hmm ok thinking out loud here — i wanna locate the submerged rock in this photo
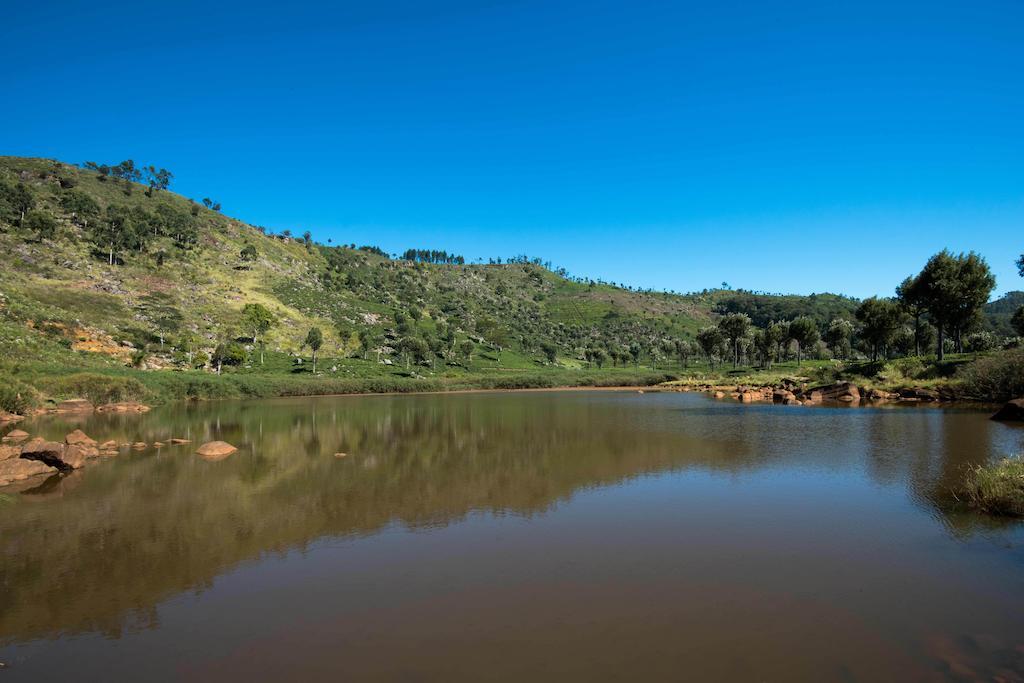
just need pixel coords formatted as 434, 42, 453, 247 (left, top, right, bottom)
0, 458, 57, 486
196, 441, 238, 460
992, 398, 1024, 422
2, 429, 29, 442
96, 402, 150, 413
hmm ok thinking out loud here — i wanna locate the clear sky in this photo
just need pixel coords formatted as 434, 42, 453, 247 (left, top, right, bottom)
3, 0, 1022, 298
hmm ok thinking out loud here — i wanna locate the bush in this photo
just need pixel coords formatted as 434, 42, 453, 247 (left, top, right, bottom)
957, 349, 1024, 401
0, 379, 40, 414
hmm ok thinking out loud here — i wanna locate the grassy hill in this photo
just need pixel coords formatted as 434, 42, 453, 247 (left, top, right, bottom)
0, 154, 979, 409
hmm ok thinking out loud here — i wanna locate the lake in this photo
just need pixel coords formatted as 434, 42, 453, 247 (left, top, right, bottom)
1, 390, 1023, 681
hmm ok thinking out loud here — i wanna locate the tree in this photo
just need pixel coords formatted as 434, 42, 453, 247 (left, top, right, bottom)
718, 313, 751, 367
93, 205, 134, 265
824, 319, 854, 360
628, 342, 642, 368
212, 342, 245, 374
59, 190, 100, 229
398, 336, 428, 369
855, 298, 902, 361
459, 339, 475, 364
787, 317, 819, 366
541, 341, 558, 364
896, 275, 928, 356
696, 326, 725, 369
358, 329, 381, 361
752, 329, 773, 368
674, 339, 693, 368
1012, 306, 1024, 337
144, 166, 173, 194
24, 211, 57, 240
766, 321, 788, 364
4, 183, 34, 227
242, 303, 276, 364
304, 327, 323, 373
915, 250, 995, 360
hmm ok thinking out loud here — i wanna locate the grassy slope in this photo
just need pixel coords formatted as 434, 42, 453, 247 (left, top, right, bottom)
0, 155, 1006, 410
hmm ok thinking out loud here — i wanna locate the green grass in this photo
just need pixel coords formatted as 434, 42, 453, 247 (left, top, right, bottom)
962, 457, 1024, 516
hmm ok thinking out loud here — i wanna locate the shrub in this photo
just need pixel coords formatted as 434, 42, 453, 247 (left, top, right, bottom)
963, 456, 1024, 516
957, 349, 1024, 402
0, 379, 40, 414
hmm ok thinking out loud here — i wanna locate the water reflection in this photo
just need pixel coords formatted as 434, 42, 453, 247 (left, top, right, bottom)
0, 391, 1022, 679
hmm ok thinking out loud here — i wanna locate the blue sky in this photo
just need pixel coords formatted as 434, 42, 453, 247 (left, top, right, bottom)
3, 0, 1022, 298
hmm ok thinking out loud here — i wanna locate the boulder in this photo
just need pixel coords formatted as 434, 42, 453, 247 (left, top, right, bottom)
56, 399, 94, 413
0, 444, 20, 461
810, 382, 860, 403
20, 438, 87, 471
773, 389, 796, 404
65, 429, 97, 446
784, 398, 803, 406
334, 452, 348, 458
63, 443, 99, 467
196, 441, 237, 460
99, 440, 118, 450
169, 438, 190, 445
867, 389, 898, 401
899, 387, 940, 402
0, 458, 57, 486
131, 442, 147, 450
992, 399, 1024, 422
713, 391, 725, 399
2, 429, 29, 442
0, 411, 24, 424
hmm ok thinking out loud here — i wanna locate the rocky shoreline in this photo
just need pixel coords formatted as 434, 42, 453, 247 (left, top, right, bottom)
672, 380, 951, 406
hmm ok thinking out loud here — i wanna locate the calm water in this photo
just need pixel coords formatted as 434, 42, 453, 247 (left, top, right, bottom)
2, 390, 1024, 681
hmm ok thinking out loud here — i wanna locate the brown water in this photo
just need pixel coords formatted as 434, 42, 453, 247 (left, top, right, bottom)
1, 391, 1024, 681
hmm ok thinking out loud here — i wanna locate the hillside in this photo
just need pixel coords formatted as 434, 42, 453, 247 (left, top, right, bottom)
0, 154, 977, 408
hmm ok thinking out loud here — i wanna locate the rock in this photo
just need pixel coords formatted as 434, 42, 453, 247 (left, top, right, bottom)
809, 382, 860, 403
784, 398, 803, 406
992, 398, 1024, 422
0, 411, 24, 423
169, 438, 190, 444
773, 389, 796, 404
739, 391, 756, 403
64, 443, 98, 466
2, 429, 29, 442
334, 452, 348, 458
95, 402, 150, 413
153, 442, 165, 448
713, 391, 725, 399
20, 438, 88, 471
55, 399, 94, 413
899, 387, 940, 402
99, 440, 117, 450
65, 429, 97, 446
131, 442, 147, 450
196, 441, 238, 460
0, 457, 57, 486
0, 444, 20, 461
